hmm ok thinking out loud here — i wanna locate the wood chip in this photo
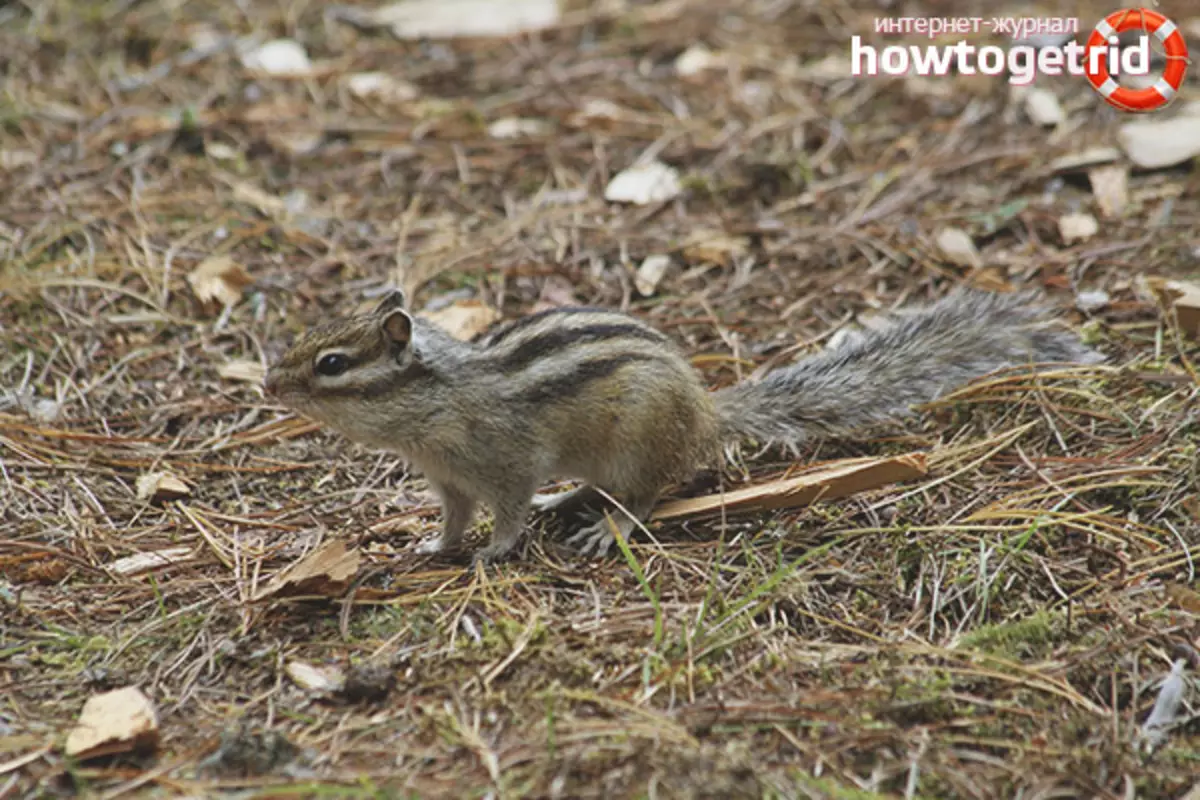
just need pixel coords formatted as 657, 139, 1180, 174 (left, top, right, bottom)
418, 300, 502, 340
634, 254, 672, 296
1087, 164, 1128, 219
218, 359, 267, 384
604, 160, 682, 205
135, 472, 191, 504
64, 687, 159, 760
285, 661, 346, 693
106, 547, 194, 578
652, 453, 928, 520
188, 255, 253, 309
1058, 212, 1099, 244
935, 227, 982, 269
252, 538, 362, 602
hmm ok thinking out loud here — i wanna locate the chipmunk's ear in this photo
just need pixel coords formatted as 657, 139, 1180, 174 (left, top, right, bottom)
381, 309, 413, 350
374, 288, 408, 316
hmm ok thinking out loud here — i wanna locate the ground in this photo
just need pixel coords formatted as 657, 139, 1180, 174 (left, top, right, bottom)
2, 0, 1199, 797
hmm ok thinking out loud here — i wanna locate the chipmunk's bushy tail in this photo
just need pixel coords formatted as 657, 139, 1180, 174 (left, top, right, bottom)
712, 289, 1102, 448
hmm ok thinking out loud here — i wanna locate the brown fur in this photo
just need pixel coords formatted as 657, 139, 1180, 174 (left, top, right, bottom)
265, 288, 1100, 562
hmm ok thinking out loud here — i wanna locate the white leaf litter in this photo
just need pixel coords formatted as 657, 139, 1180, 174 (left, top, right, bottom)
1138, 659, 1189, 752
487, 117, 550, 139
935, 227, 982, 269
188, 255, 253, 307
368, 0, 560, 39
106, 547, 194, 578
635, 254, 672, 296
286, 661, 346, 693
1075, 289, 1110, 312
1087, 164, 1128, 219
1023, 88, 1065, 127
1117, 104, 1200, 170
65, 687, 160, 760
674, 45, 724, 77
239, 39, 313, 76
1058, 212, 1099, 244
218, 360, 267, 384
604, 160, 682, 205
418, 301, 502, 341
205, 142, 240, 161
345, 72, 419, 103
136, 472, 191, 503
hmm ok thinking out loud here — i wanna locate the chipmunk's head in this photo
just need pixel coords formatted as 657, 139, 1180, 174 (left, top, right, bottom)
264, 290, 427, 433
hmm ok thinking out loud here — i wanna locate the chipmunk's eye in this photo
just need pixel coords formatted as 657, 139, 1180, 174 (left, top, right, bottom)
315, 353, 350, 377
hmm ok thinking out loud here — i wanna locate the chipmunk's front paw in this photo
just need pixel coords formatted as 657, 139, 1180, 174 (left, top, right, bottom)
414, 536, 450, 555
471, 541, 518, 566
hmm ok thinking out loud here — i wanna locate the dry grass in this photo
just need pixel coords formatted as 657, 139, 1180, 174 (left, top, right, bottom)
2, 0, 1199, 797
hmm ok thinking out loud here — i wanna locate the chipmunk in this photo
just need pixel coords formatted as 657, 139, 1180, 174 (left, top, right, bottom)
264, 288, 1101, 563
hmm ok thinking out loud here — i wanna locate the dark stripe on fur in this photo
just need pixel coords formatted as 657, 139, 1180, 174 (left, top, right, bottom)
493, 323, 667, 373
314, 363, 432, 399
481, 307, 610, 346
515, 353, 658, 404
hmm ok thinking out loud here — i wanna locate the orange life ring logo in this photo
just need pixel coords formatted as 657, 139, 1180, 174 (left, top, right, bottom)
1085, 8, 1189, 112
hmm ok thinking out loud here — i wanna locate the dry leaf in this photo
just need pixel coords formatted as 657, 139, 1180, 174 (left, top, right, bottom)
418, 300, 502, 341
1144, 277, 1200, 338
653, 453, 928, 520
1058, 212, 1098, 245
135, 472, 191, 504
64, 687, 159, 760
1087, 164, 1128, 219
935, 227, 982, 269
681, 229, 749, 266
285, 661, 346, 693
219, 360, 267, 384
634, 254, 672, 296
253, 539, 362, 601
106, 547, 194, 578
604, 160, 682, 205
188, 255, 252, 308
240, 39, 313, 76
1164, 583, 1200, 615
